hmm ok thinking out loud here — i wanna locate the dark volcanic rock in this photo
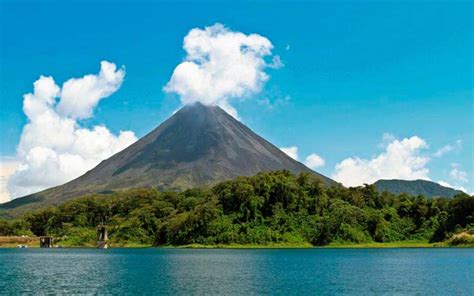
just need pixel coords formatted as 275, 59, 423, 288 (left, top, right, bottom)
2, 103, 336, 214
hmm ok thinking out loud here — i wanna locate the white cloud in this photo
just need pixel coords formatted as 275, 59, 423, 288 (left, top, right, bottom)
6, 61, 137, 200
378, 133, 396, 148
433, 140, 462, 158
332, 136, 430, 187
258, 95, 291, 110
280, 147, 325, 170
433, 145, 454, 158
449, 164, 468, 183
438, 180, 452, 188
280, 146, 298, 160
268, 55, 284, 69
438, 180, 468, 194
304, 153, 325, 169
57, 61, 125, 119
164, 23, 279, 118
0, 159, 19, 203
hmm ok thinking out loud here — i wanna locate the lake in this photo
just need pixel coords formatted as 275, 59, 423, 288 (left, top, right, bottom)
0, 248, 472, 295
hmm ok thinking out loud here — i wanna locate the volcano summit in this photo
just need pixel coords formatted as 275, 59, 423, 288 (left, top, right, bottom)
2, 103, 336, 213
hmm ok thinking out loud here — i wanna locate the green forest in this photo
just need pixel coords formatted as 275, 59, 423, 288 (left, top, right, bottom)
1, 171, 473, 247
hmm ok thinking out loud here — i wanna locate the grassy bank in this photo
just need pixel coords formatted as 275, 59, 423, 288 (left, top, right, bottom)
324, 240, 441, 248
174, 241, 474, 248
175, 242, 314, 249
0, 236, 38, 248
4, 236, 470, 249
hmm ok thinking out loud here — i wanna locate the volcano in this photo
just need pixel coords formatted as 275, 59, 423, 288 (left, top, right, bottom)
2, 103, 336, 213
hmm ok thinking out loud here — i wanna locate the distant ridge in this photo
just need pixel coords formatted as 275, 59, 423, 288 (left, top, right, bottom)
1, 103, 336, 214
373, 179, 465, 198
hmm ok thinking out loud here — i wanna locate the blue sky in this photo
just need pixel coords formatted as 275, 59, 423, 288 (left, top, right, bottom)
0, 0, 472, 200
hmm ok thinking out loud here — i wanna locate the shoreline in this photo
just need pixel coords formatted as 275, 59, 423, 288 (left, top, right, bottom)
1, 238, 473, 249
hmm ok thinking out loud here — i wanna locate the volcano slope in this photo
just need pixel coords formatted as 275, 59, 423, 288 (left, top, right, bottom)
1, 103, 337, 215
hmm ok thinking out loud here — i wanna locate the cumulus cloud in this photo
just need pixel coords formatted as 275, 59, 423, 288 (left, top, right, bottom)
0, 159, 19, 203
164, 23, 280, 117
304, 154, 325, 169
449, 163, 468, 183
280, 146, 298, 160
57, 61, 125, 119
6, 61, 137, 200
332, 136, 430, 187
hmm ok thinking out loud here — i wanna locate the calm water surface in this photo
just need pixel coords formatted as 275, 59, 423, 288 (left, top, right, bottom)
0, 248, 472, 295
